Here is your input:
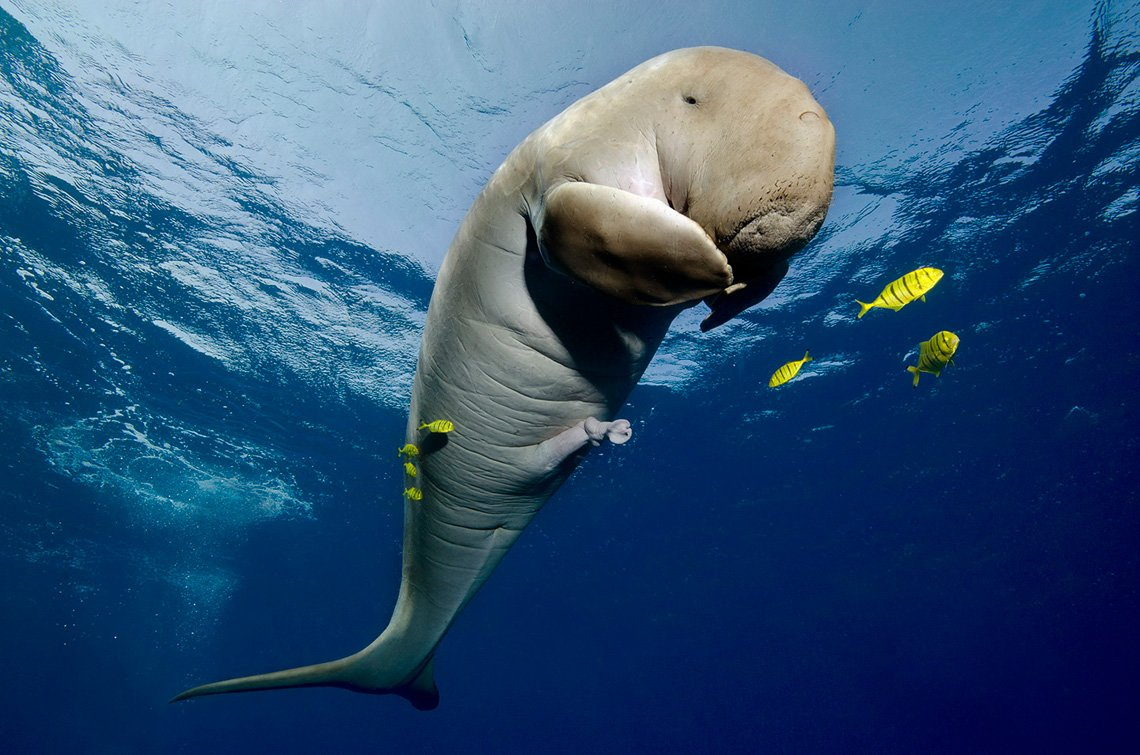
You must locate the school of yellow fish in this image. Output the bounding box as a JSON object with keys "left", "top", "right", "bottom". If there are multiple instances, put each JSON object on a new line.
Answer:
{"left": 396, "top": 419, "right": 456, "bottom": 502}
{"left": 397, "top": 269, "right": 957, "bottom": 502}
{"left": 768, "top": 266, "right": 960, "bottom": 390}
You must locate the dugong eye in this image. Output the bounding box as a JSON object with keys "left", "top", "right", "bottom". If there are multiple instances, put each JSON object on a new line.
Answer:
{"left": 681, "top": 94, "right": 698, "bottom": 106}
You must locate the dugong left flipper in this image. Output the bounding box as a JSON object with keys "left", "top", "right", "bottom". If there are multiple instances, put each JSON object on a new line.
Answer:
{"left": 173, "top": 46, "right": 835, "bottom": 709}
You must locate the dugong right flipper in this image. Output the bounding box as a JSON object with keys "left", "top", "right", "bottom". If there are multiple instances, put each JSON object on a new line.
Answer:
{"left": 537, "top": 182, "right": 733, "bottom": 306}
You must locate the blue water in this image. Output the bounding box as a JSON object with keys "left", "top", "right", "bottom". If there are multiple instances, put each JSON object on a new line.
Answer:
{"left": 2, "top": 2, "right": 1138, "bottom": 752}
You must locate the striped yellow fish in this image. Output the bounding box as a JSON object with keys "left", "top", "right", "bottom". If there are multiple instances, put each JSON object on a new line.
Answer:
{"left": 419, "top": 419, "right": 454, "bottom": 433}
{"left": 404, "top": 487, "right": 423, "bottom": 501}
{"left": 768, "top": 351, "right": 812, "bottom": 388}
{"left": 907, "top": 330, "right": 959, "bottom": 387}
{"left": 856, "top": 267, "right": 943, "bottom": 319}
{"left": 403, "top": 461, "right": 418, "bottom": 477}
{"left": 397, "top": 443, "right": 420, "bottom": 459}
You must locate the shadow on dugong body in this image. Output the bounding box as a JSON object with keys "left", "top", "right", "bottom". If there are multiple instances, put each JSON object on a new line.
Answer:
{"left": 173, "top": 46, "right": 835, "bottom": 710}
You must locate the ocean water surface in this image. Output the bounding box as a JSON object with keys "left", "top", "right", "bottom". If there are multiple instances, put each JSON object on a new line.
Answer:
{"left": 2, "top": 1, "right": 1138, "bottom": 752}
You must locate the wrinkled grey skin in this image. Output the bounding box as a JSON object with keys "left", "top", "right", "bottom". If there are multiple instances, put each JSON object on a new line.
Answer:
{"left": 173, "top": 46, "right": 835, "bottom": 709}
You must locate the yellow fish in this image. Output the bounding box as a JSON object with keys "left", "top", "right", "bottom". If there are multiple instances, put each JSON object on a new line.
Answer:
{"left": 768, "top": 351, "right": 812, "bottom": 388}
{"left": 907, "top": 330, "right": 959, "bottom": 387}
{"left": 856, "top": 267, "right": 943, "bottom": 319}
{"left": 404, "top": 487, "right": 423, "bottom": 501}
{"left": 419, "top": 419, "right": 454, "bottom": 433}
{"left": 397, "top": 443, "right": 419, "bottom": 459}
{"left": 403, "top": 461, "right": 418, "bottom": 477}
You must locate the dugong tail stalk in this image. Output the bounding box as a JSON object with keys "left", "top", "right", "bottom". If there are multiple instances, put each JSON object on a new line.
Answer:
{"left": 173, "top": 46, "right": 834, "bottom": 709}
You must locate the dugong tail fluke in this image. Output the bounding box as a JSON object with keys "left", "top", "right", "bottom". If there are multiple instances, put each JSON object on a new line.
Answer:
{"left": 171, "top": 418, "right": 637, "bottom": 711}
{"left": 171, "top": 645, "right": 440, "bottom": 710}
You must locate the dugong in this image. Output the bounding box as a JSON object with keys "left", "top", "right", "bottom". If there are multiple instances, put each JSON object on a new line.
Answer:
{"left": 174, "top": 46, "right": 835, "bottom": 709}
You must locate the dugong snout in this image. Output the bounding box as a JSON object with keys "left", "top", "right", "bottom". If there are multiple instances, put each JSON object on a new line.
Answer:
{"left": 698, "top": 90, "right": 834, "bottom": 331}
{"left": 722, "top": 190, "right": 830, "bottom": 267}
{"left": 728, "top": 94, "right": 834, "bottom": 257}
{"left": 698, "top": 192, "right": 829, "bottom": 332}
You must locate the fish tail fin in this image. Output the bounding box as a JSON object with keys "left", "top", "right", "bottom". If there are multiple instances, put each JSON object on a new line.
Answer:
{"left": 855, "top": 300, "right": 872, "bottom": 319}
{"left": 171, "top": 638, "right": 440, "bottom": 711}
{"left": 803, "top": 350, "right": 812, "bottom": 363}
{"left": 907, "top": 365, "right": 920, "bottom": 387}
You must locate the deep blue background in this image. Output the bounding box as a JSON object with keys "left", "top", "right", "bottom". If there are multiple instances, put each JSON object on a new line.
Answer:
{"left": 3, "top": 3, "right": 1139, "bottom": 753}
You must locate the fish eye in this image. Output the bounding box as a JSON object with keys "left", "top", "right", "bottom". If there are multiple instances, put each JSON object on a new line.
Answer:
{"left": 682, "top": 94, "right": 698, "bottom": 106}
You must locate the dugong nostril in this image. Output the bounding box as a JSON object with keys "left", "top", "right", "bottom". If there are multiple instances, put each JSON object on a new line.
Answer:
{"left": 799, "top": 111, "right": 821, "bottom": 122}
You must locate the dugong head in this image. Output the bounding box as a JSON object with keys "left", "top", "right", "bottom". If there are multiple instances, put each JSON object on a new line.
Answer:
{"left": 647, "top": 48, "right": 836, "bottom": 328}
